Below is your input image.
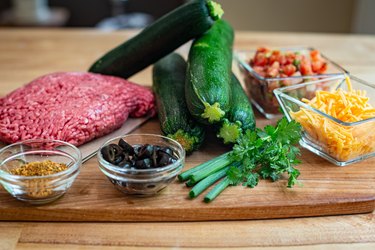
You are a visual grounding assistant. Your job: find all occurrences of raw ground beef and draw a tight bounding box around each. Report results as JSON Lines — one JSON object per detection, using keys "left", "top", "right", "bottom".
{"left": 0, "top": 72, "right": 155, "bottom": 146}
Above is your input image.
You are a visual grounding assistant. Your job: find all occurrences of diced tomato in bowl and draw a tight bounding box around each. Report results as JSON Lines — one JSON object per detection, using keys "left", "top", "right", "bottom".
{"left": 235, "top": 47, "right": 348, "bottom": 119}
{"left": 250, "top": 47, "right": 328, "bottom": 78}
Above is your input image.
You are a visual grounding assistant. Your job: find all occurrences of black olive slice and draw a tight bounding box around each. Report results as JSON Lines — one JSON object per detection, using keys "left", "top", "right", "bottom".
{"left": 119, "top": 138, "right": 135, "bottom": 155}
{"left": 137, "top": 144, "right": 154, "bottom": 159}
{"left": 159, "top": 146, "right": 173, "bottom": 156}
{"left": 133, "top": 145, "right": 140, "bottom": 156}
{"left": 135, "top": 158, "right": 152, "bottom": 169}
{"left": 157, "top": 150, "right": 168, "bottom": 159}
{"left": 121, "top": 152, "right": 130, "bottom": 162}
{"left": 113, "top": 154, "right": 124, "bottom": 165}
{"left": 101, "top": 144, "right": 124, "bottom": 164}
{"left": 101, "top": 146, "right": 114, "bottom": 163}
{"left": 110, "top": 144, "right": 124, "bottom": 156}
{"left": 159, "top": 155, "right": 172, "bottom": 167}
{"left": 129, "top": 159, "right": 136, "bottom": 168}
{"left": 158, "top": 150, "right": 177, "bottom": 160}
{"left": 117, "top": 159, "right": 131, "bottom": 168}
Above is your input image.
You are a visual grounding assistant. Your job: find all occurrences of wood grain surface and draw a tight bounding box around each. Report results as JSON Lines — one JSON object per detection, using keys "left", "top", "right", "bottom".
{"left": 0, "top": 28, "right": 374, "bottom": 249}
{"left": 0, "top": 117, "right": 374, "bottom": 222}
{"left": 1, "top": 213, "right": 374, "bottom": 248}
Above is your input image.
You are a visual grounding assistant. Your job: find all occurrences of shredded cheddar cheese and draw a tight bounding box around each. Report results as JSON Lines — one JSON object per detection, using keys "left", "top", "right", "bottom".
{"left": 291, "top": 77, "right": 375, "bottom": 161}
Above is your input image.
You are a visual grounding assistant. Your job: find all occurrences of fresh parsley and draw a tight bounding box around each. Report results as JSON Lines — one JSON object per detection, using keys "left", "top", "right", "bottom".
{"left": 228, "top": 117, "right": 302, "bottom": 188}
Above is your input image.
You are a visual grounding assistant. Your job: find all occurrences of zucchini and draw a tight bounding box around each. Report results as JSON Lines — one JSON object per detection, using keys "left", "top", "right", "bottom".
{"left": 218, "top": 74, "right": 256, "bottom": 144}
{"left": 152, "top": 53, "right": 205, "bottom": 154}
{"left": 185, "top": 19, "right": 234, "bottom": 124}
{"left": 89, "top": 0, "right": 224, "bottom": 79}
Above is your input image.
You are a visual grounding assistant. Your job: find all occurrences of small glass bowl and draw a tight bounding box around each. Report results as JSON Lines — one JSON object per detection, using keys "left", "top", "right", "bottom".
{"left": 97, "top": 134, "right": 185, "bottom": 196}
{"left": 235, "top": 47, "right": 348, "bottom": 119}
{"left": 0, "top": 139, "right": 82, "bottom": 204}
{"left": 274, "top": 75, "right": 375, "bottom": 166}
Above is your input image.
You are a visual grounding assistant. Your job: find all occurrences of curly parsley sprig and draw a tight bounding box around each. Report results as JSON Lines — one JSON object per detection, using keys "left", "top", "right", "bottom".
{"left": 229, "top": 118, "right": 302, "bottom": 188}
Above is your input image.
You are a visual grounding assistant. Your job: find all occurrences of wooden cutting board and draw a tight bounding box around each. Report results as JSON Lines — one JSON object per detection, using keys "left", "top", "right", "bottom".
{"left": 0, "top": 116, "right": 374, "bottom": 222}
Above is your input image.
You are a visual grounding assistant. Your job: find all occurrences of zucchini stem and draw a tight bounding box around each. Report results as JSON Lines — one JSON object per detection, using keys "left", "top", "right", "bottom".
{"left": 218, "top": 119, "right": 242, "bottom": 144}
{"left": 167, "top": 129, "right": 201, "bottom": 154}
{"left": 206, "top": 1, "right": 224, "bottom": 20}
{"left": 201, "top": 102, "right": 225, "bottom": 123}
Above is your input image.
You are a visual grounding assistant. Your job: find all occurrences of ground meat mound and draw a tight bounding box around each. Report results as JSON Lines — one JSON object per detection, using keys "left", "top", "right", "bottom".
{"left": 0, "top": 72, "right": 155, "bottom": 146}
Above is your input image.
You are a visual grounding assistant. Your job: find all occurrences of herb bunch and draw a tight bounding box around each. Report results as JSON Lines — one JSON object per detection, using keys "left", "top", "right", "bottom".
{"left": 228, "top": 118, "right": 302, "bottom": 188}
{"left": 178, "top": 117, "right": 303, "bottom": 202}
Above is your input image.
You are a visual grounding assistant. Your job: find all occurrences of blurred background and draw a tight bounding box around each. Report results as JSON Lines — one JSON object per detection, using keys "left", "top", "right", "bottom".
{"left": 0, "top": 0, "right": 374, "bottom": 34}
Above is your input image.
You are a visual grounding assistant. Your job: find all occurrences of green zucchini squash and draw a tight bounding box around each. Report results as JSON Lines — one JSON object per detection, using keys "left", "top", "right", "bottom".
{"left": 185, "top": 19, "right": 234, "bottom": 124}
{"left": 153, "top": 53, "right": 205, "bottom": 153}
{"left": 218, "top": 74, "right": 256, "bottom": 144}
{"left": 89, "top": 0, "right": 224, "bottom": 79}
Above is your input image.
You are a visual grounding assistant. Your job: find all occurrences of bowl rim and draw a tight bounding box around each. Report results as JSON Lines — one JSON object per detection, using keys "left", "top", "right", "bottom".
{"left": 97, "top": 133, "right": 186, "bottom": 174}
{"left": 234, "top": 46, "right": 349, "bottom": 81}
{"left": 0, "top": 139, "right": 82, "bottom": 180}
{"left": 273, "top": 75, "right": 375, "bottom": 126}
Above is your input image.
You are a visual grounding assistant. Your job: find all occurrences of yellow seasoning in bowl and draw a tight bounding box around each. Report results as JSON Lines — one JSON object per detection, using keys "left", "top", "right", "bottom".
{"left": 10, "top": 160, "right": 68, "bottom": 176}
{"left": 9, "top": 160, "right": 68, "bottom": 198}
{"left": 291, "top": 77, "right": 375, "bottom": 161}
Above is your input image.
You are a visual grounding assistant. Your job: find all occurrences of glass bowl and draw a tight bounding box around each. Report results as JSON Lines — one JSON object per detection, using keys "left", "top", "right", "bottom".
{"left": 97, "top": 134, "right": 185, "bottom": 196}
{"left": 0, "top": 139, "right": 82, "bottom": 204}
{"left": 274, "top": 75, "right": 375, "bottom": 166}
{"left": 235, "top": 47, "right": 348, "bottom": 119}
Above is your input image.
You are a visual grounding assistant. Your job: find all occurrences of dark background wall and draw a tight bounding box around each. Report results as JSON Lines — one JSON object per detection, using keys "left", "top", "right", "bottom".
{"left": 1, "top": 0, "right": 374, "bottom": 34}
{"left": 0, "top": 0, "right": 185, "bottom": 27}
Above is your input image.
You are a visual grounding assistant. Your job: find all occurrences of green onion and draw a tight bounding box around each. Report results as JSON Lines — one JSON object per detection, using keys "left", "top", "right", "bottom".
{"left": 189, "top": 153, "right": 233, "bottom": 183}
{"left": 189, "top": 166, "right": 230, "bottom": 198}
{"left": 185, "top": 179, "right": 195, "bottom": 187}
{"left": 178, "top": 152, "right": 231, "bottom": 181}
{"left": 204, "top": 177, "right": 230, "bottom": 203}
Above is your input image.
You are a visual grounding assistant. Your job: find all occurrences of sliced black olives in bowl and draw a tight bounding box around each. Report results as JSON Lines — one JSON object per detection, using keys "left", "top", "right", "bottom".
{"left": 101, "top": 140, "right": 177, "bottom": 169}
{"left": 98, "top": 134, "right": 185, "bottom": 196}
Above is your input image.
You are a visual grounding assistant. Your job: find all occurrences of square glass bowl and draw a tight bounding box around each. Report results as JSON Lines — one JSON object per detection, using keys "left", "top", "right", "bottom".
{"left": 274, "top": 75, "right": 375, "bottom": 166}
{"left": 235, "top": 47, "right": 348, "bottom": 119}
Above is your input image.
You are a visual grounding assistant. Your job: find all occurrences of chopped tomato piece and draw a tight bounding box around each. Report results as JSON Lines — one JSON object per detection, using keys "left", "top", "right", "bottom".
{"left": 319, "top": 62, "right": 328, "bottom": 73}
{"left": 312, "top": 61, "right": 323, "bottom": 73}
{"left": 269, "top": 50, "right": 280, "bottom": 64}
{"left": 256, "top": 47, "right": 269, "bottom": 53}
{"left": 253, "top": 66, "right": 265, "bottom": 76}
{"left": 272, "top": 50, "right": 281, "bottom": 54}
{"left": 282, "top": 64, "right": 297, "bottom": 76}
{"left": 300, "top": 59, "right": 313, "bottom": 75}
{"left": 267, "top": 67, "right": 279, "bottom": 78}
{"left": 310, "top": 50, "right": 323, "bottom": 62}
{"left": 253, "top": 52, "right": 268, "bottom": 66}
{"left": 285, "top": 52, "right": 296, "bottom": 65}
{"left": 270, "top": 61, "right": 280, "bottom": 68}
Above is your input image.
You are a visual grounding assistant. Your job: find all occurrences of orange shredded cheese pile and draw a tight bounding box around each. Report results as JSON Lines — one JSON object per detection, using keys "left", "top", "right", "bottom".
{"left": 291, "top": 77, "right": 375, "bottom": 161}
